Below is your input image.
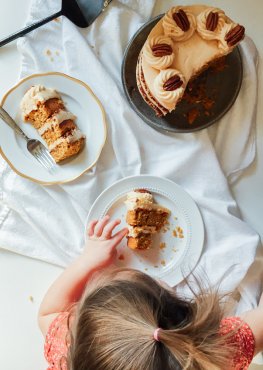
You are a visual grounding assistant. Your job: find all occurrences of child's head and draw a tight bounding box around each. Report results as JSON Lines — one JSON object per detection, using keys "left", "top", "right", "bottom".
{"left": 68, "top": 268, "right": 232, "bottom": 370}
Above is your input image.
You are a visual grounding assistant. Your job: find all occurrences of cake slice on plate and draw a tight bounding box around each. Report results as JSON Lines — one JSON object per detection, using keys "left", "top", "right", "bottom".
{"left": 137, "top": 5, "right": 245, "bottom": 116}
{"left": 20, "top": 85, "right": 85, "bottom": 163}
{"left": 125, "top": 189, "right": 170, "bottom": 250}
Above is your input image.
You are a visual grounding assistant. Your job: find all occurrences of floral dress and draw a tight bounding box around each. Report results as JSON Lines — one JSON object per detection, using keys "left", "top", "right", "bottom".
{"left": 44, "top": 314, "right": 255, "bottom": 370}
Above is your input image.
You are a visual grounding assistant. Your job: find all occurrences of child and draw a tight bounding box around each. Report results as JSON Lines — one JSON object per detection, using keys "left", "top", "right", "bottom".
{"left": 39, "top": 216, "right": 263, "bottom": 370}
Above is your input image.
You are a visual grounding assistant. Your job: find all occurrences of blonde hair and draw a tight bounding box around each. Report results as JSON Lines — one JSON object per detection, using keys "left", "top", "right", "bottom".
{"left": 68, "top": 268, "right": 235, "bottom": 370}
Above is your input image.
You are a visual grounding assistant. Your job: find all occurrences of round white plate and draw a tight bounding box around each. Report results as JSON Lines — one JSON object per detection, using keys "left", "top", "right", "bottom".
{"left": 0, "top": 72, "right": 107, "bottom": 185}
{"left": 86, "top": 175, "right": 204, "bottom": 286}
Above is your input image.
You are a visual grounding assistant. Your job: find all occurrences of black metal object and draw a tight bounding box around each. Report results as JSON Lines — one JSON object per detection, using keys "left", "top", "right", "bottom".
{"left": 122, "top": 15, "right": 243, "bottom": 133}
{"left": 0, "top": 0, "right": 113, "bottom": 47}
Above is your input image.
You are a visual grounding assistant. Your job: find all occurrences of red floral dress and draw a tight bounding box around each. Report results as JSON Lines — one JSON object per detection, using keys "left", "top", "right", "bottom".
{"left": 44, "top": 314, "right": 255, "bottom": 370}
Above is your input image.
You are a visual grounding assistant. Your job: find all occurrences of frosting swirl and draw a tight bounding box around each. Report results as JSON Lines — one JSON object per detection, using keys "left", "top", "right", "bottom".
{"left": 154, "top": 69, "right": 185, "bottom": 108}
{"left": 196, "top": 8, "right": 228, "bottom": 41}
{"left": 217, "top": 22, "right": 239, "bottom": 51}
{"left": 163, "top": 6, "right": 196, "bottom": 42}
{"left": 143, "top": 35, "right": 174, "bottom": 70}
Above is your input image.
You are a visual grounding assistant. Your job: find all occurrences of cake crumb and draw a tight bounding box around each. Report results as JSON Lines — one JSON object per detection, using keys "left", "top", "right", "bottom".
{"left": 172, "top": 248, "right": 177, "bottom": 253}
{"left": 55, "top": 51, "right": 60, "bottom": 56}
{"left": 161, "top": 260, "right": 166, "bottom": 266}
{"left": 29, "top": 295, "right": 34, "bottom": 303}
{"left": 159, "top": 242, "right": 166, "bottom": 250}
{"left": 53, "top": 17, "right": 60, "bottom": 23}
{"left": 187, "top": 108, "right": 200, "bottom": 124}
{"left": 172, "top": 229, "right": 177, "bottom": 237}
{"left": 174, "top": 216, "right": 178, "bottom": 220}
{"left": 50, "top": 57, "right": 54, "bottom": 62}
{"left": 45, "top": 49, "right": 52, "bottom": 56}
{"left": 154, "top": 265, "right": 159, "bottom": 268}
{"left": 144, "top": 268, "right": 148, "bottom": 271}
{"left": 118, "top": 254, "right": 125, "bottom": 261}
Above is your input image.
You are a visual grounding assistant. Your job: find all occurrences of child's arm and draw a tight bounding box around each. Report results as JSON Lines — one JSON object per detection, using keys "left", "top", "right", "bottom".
{"left": 38, "top": 216, "right": 128, "bottom": 336}
{"left": 241, "top": 292, "right": 263, "bottom": 355}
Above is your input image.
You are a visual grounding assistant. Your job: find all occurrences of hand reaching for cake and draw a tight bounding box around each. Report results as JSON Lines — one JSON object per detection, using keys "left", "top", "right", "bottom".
{"left": 84, "top": 215, "right": 128, "bottom": 268}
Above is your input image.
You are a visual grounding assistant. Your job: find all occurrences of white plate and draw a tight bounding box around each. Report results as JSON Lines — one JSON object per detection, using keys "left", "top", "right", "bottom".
{"left": 86, "top": 175, "right": 204, "bottom": 286}
{"left": 0, "top": 72, "right": 107, "bottom": 185}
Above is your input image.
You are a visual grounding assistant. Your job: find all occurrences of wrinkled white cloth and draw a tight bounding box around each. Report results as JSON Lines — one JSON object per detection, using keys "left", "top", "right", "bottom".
{"left": 0, "top": 0, "right": 261, "bottom": 309}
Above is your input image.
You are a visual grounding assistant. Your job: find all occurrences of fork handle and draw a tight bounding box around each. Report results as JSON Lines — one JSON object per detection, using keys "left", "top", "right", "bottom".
{"left": 0, "top": 106, "right": 29, "bottom": 140}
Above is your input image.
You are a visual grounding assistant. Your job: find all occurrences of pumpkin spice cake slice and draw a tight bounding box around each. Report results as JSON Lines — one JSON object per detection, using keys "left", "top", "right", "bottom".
{"left": 124, "top": 189, "right": 170, "bottom": 250}
{"left": 20, "top": 85, "right": 85, "bottom": 163}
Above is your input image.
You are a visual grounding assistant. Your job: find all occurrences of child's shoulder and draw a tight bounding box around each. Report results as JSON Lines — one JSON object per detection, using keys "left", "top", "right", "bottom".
{"left": 45, "top": 311, "right": 70, "bottom": 370}
{"left": 219, "top": 316, "right": 255, "bottom": 370}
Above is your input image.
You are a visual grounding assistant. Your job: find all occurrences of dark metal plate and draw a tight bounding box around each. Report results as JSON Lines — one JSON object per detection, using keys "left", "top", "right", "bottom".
{"left": 122, "top": 15, "right": 243, "bottom": 133}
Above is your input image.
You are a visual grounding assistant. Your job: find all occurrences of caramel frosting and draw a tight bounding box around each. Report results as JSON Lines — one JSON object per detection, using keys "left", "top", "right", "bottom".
{"left": 125, "top": 190, "right": 153, "bottom": 211}
{"left": 127, "top": 225, "right": 157, "bottom": 238}
{"left": 163, "top": 6, "right": 196, "bottom": 42}
{"left": 49, "top": 129, "right": 85, "bottom": 152}
{"left": 38, "top": 110, "right": 76, "bottom": 135}
{"left": 20, "top": 85, "right": 60, "bottom": 117}
{"left": 153, "top": 69, "right": 185, "bottom": 111}
{"left": 143, "top": 35, "right": 175, "bottom": 70}
{"left": 196, "top": 7, "right": 228, "bottom": 41}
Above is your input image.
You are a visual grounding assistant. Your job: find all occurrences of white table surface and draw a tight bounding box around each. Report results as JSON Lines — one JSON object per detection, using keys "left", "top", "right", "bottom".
{"left": 0, "top": 1, "right": 262, "bottom": 369}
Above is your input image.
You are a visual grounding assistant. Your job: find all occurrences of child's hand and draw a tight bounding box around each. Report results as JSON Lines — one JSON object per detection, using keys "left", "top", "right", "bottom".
{"left": 83, "top": 215, "right": 128, "bottom": 269}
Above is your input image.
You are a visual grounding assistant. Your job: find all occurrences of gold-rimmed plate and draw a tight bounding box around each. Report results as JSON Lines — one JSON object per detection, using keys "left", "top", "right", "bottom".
{"left": 0, "top": 72, "right": 107, "bottom": 185}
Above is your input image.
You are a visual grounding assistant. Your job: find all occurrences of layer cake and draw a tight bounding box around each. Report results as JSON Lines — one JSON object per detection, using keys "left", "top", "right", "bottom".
{"left": 21, "top": 85, "right": 85, "bottom": 163}
{"left": 137, "top": 5, "right": 245, "bottom": 116}
{"left": 125, "top": 189, "right": 170, "bottom": 250}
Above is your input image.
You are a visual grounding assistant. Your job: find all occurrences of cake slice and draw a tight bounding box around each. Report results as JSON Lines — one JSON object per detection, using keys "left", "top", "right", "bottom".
{"left": 125, "top": 189, "right": 170, "bottom": 250}
{"left": 137, "top": 5, "right": 245, "bottom": 117}
{"left": 20, "top": 85, "right": 85, "bottom": 163}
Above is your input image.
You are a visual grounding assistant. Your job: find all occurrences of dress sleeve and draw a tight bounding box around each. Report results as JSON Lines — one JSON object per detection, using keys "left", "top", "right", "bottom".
{"left": 219, "top": 317, "right": 255, "bottom": 370}
{"left": 44, "top": 311, "right": 70, "bottom": 370}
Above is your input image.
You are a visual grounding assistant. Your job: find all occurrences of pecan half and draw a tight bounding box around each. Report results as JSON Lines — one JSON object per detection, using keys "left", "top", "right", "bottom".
{"left": 163, "top": 75, "right": 183, "bottom": 91}
{"left": 225, "top": 24, "right": 245, "bottom": 47}
{"left": 152, "top": 43, "right": 173, "bottom": 57}
{"left": 206, "top": 11, "right": 219, "bottom": 31}
{"left": 172, "top": 9, "right": 190, "bottom": 32}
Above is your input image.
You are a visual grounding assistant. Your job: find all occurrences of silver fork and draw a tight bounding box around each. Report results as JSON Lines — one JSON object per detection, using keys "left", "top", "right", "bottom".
{"left": 0, "top": 106, "right": 56, "bottom": 171}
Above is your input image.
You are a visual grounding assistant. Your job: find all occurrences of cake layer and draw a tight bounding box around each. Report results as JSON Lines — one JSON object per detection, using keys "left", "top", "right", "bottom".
{"left": 25, "top": 98, "right": 65, "bottom": 129}
{"left": 41, "top": 119, "right": 77, "bottom": 146}
{"left": 127, "top": 235, "right": 152, "bottom": 250}
{"left": 50, "top": 137, "right": 85, "bottom": 163}
{"left": 126, "top": 208, "right": 169, "bottom": 229}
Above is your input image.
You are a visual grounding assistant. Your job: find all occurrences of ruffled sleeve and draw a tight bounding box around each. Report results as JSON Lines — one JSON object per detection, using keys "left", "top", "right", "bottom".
{"left": 219, "top": 317, "right": 255, "bottom": 370}
{"left": 44, "top": 311, "right": 70, "bottom": 370}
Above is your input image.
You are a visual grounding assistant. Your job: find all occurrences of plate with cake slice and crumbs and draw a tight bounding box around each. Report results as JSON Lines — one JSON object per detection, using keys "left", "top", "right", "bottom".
{"left": 0, "top": 72, "right": 107, "bottom": 185}
{"left": 122, "top": 5, "right": 244, "bottom": 133}
{"left": 86, "top": 175, "right": 204, "bottom": 286}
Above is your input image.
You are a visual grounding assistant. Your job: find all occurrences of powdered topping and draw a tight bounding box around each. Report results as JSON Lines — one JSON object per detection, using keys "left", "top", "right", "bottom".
{"left": 196, "top": 8, "right": 228, "bottom": 42}
{"left": 49, "top": 129, "right": 85, "bottom": 152}
{"left": 38, "top": 110, "right": 76, "bottom": 135}
{"left": 20, "top": 85, "right": 60, "bottom": 117}
{"left": 143, "top": 35, "right": 174, "bottom": 70}
{"left": 163, "top": 6, "right": 196, "bottom": 42}
{"left": 154, "top": 69, "right": 185, "bottom": 109}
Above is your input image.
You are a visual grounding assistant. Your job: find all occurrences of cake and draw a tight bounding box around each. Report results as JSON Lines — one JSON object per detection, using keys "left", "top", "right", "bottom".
{"left": 20, "top": 85, "right": 85, "bottom": 163}
{"left": 137, "top": 5, "right": 245, "bottom": 116}
{"left": 125, "top": 189, "right": 170, "bottom": 250}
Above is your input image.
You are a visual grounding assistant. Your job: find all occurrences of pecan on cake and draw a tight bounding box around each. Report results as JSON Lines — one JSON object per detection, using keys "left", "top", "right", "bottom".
{"left": 20, "top": 85, "right": 85, "bottom": 163}
{"left": 137, "top": 5, "right": 245, "bottom": 117}
{"left": 124, "top": 189, "right": 170, "bottom": 250}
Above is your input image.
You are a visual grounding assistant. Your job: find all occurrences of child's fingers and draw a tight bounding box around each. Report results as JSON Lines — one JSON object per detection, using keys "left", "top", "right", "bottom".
{"left": 87, "top": 220, "right": 98, "bottom": 237}
{"left": 111, "top": 227, "right": 129, "bottom": 246}
{"left": 101, "top": 219, "right": 121, "bottom": 239}
{"left": 93, "top": 215, "right": 110, "bottom": 237}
